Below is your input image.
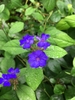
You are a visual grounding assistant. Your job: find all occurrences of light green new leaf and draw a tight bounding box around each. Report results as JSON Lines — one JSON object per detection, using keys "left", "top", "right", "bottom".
{"left": 20, "top": 64, "right": 44, "bottom": 90}
{"left": 25, "top": 7, "right": 36, "bottom": 16}
{"left": 41, "top": 0, "right": 56, "bottom": 12}
{"left": 69, "top": 97, "right": 75, "bottom": 100}
{"left": 45, "top": 27, "right": 75, "bottom": 47}
{"left": 29, "top": 0, "right": 35, "bottom": 3}
{"left": 56, "top": 19, "right": 70, "bottom": 30}
{"left": 8, "top": 22, "right": 24, "bottom": 37}
{"left": 65, "top": 15, "right": 75, "bottom": 27}
{"left": 73, "top": 57, "right": 75, "bottom": 68}
{"left": 16, "top": 85, "right": 36, "bottom": 100}
{"left": 2, "top": 40, "right": 27, "bottom": 55}
{"left": 0, "top": 4, "right": 5, "bottom": 13}
{"left": 45, "top": 45, "right": 67, "bottom": 58}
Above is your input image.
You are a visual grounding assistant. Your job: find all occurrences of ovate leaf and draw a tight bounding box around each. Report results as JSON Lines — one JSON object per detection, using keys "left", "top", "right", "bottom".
{"left": 16, "top": 85, "right": 36, "bottom": 100}
{"left": 56, "top": 19, "right": 70, "bottom": 30}
{"left": 41, "top": 0, "right": 56, "bottom": 12}
{"left": 2, "top": 40, "right": 27, "bottom": 55}
{"left": 0, "top": 8, "right": 10, "bottom": 21}
{"left": 45, "top": 45, "right": 67, "bottom": 58}
{"left": 65, "top": 15, "right": 75, "bottom": 27}
{"left": 0, "top": 4, "right": 5, "bottom": 13}
{"left": 8, "top": 22, "right": 24, "bottom": 37}
{"left": 45, "top": 27, "right": 75, "bottom": 47}
{"left": 0, "top": 57, "right": 15, "bottom": 73}
{"left": 20, "top": 64, "right": 44, "bottom": 90}
{"left": 25, "top": 7, "right": 36, "bottom": 16}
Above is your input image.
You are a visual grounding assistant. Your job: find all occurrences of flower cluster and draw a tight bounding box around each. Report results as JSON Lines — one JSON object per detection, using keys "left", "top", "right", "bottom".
{"left": 20, "top": 33, "right": 50, "bottom": 68}
{"left": 0, "top": 68, "right": 20, "bottom": 87}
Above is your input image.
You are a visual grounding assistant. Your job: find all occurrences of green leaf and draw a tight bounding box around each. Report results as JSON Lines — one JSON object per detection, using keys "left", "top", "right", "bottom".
{"left": 0, "top": 4, "right": 5, "bottom": 13}
{"left": 65, "top": 86, "right": 75, "bottom": 100}
{"left": 65, "top": 15, "right": 75, "bottom": 27}
{"left": 2, "top": 40, "right": 27, "bottom": 55}
{"left": 50, "top": 10, "right": 61, "bottom": 22}
{"left": 10, "top": 0, "right": 22, "bottom": 8}
{"left": 45, "top": 27, "right": 75, "bottom": 47}
{"left": 73, "top": 57, "right": 75, "bottom": 68}
{"left": 25, "top": 7, "right": 36, "bottom": 16}
{"left": 41, "top": 0, "right": 56, "bottom": 12}
{"left": 16, "top": 85, "right": 36, "bottom": 100}
{"left": 0, "top": 7, "right": 10, "bottom": 21}
{"left": 50, "top": 94, "right": 64, "bottom": 100}
{"left": 0, "top": 30, "right": 8, "bottom": 49}
{"left": 56, "top": 19, "right": 70, "bottom": 30}
{"left": 45, "top": 45, "right": 67, "bottom": 58}
{"left": 36, "top": 84, "right": 52, "bottom": 100}
{"left": 0, "top": 57, "right": 15, "bottom": 73}
{"left": 29, "top": 0, "right": 35, "bottom": 3}
{"left": 32, "top": 12, "right": 44, "bottom": 21}
{"left": 69, "top": 97, "right": 75, "bottom": 100}
{"left": 8, "top": 22, "right": 24, "bottom": 37}
{"left": 0, "top": 90, "right": 19, "bottom": 100}
{"left": 71, "top": 68, "right": 75, "bottom": 76}
{"left": 48, "top": 59, "right": 62, "bottom": 74}
{"left": 20, "top": 64, "right": 44, "bottom": 90}
{"left": 54, "top": 84, "right": 65, "bottom": 94}
{"left": 56, "top": 0, "right": 66, "bottom": 12}
{"left": 0, "top": 30, "right": 8, "bottom": 41}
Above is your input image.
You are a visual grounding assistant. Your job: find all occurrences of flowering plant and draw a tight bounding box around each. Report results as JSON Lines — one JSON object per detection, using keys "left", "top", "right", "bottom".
{"left": 0, "top": 0, "right": 75, "bottom": 100}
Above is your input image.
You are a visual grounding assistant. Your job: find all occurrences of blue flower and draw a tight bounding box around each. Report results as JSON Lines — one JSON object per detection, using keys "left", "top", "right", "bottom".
{"left": 28, "top": 50, "right": 48, "bottom": 68}
{"left": 36, "top": 33, "right": 50, "bottom": 49}
{"left": 0, "top": 74, "right": 11, "bottom": 87}
{"left": 0, "top": 68, "right": 20, "bottom": 87}
{"left": 19, "top": 34, "right": 34, "bottom": 49}
{"left": 8, "top": 67, "right": 20, "bottom": 79}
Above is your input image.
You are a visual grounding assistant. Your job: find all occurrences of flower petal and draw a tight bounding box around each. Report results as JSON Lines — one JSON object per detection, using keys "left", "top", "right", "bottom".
{"left": 15, "top": 68, "right": 20, "bottom": 73}
{"left": 41, "top": 33, "right": 50, "bottom": 40}
{"left": 2, "top": 74, "right": 10, "bottom": 80}
{"left": 39, "top": 60, "right": 46, "bottom": 67}
{"left": 0, "top": 78, "right": 4, "bottom": 84}
{"left": 3, "top": 81, "right": 11, "bottom": 87}
{"left": 8, "top": 67, "right": 14, "bottom": 73}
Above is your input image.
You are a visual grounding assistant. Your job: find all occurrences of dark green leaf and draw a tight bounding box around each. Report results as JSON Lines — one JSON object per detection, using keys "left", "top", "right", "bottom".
{"left": 54, "top": 84, "right": 65, "bottom": 94}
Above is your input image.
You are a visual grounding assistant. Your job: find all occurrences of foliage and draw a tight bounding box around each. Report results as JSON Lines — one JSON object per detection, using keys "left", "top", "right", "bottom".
{"left": 0, "top": 0, "right": 75, "bottom": 99}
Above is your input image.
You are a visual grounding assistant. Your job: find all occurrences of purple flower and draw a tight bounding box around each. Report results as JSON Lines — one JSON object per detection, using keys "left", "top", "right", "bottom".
{"left": 0, "top": 68, "right": 20, "bottom": 87}
{"left": 28, "top": 50, "right": 48, "bottom": 68}
{"left": 19, "top": 34, "right": 34, "bottom": 49}
{"left": 0, "top": 74, "right": 11, "bottom": 87}
{"left": 8, "top": 68, "right": 20, "bottom": 79}
{"left": 36, "top": 33, "right": 50, "bottom": 49}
